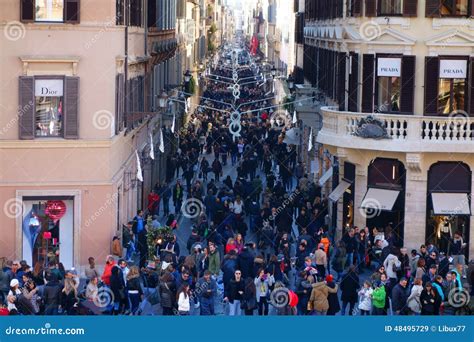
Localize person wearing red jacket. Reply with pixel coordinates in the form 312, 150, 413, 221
101, 255, 116, 286
147, 190, 160, 216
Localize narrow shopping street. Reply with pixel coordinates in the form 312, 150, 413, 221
1, 0, 473, 324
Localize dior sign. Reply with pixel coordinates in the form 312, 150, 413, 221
439, 60, 467, 79
34, 79, 64, 96
377, 58, 401, 77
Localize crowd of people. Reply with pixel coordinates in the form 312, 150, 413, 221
1, 45, 473, 316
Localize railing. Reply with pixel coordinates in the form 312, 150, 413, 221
125, 112, 154, 130
318, 107, 474, 152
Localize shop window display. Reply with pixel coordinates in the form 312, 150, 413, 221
22, 200, 68, 268
35, 79, 64, 137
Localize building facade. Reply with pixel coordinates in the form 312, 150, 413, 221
304, 0, 474, 258
0, 0, 188, 271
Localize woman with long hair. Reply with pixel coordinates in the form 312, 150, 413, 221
126, 266, 143, 315
61, 278, 78, 315
177, 284, 191, 315
420, 282, 441, 315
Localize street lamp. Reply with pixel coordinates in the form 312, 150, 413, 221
158, 89, 169, 109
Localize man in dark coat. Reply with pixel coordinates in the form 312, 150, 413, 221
340, 266, 359, 315
238, 244, 257, 279
391, 277, 410, 315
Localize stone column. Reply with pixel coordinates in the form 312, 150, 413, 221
353, 165, 368, 229
404, 154, 427, 251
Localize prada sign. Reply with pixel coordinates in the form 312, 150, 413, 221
377, 58, 401, 77
35, 79, 64, 97
439, 59, 467, 79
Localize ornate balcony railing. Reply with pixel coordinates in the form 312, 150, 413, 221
317, 107, 474, 153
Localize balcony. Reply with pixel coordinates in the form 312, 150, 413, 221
317, 107, 474, 153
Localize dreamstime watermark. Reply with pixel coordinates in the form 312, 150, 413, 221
84, 16, 120, 50
93, 287, 115, 308
0, 101, 34, 136
92, 110, 114, 130
359, 197, 382, 219
181, 198, 205, 219
448, 288, 470, 308
266, 189, 300, 225
84, 192, 119, 228
4, 21, 26, 41
359, 21, 382, 41
3, 198, 25, 219
4, 323, 85, 336
269, 109, 292, 129
269, 286, 290, 308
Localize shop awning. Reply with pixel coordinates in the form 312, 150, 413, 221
360, 188, 400, 211
318, 167, 333, 187
431, 193, 471, 215
329, 180, 351, 202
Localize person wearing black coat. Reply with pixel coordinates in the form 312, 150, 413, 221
43, 274, 62, 315
420, 282, 441, 315
391, 278, 410, 315
224, 271, 245, 316
340, 266, 360, 315
159, 273, 176, 316
221, 251, 239, 289
326, 275, 341, 316
110, 266, 125, 314
238, 245, 256, 279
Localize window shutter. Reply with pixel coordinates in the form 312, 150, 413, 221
424, 57, 439, 115
361, 54, 375, 113
65, 0, 80, 23
365, 0, 376, 16
18, 77, 35, 139
64, 77, 79, 139
20, 0, 35, 22
353, 0, 362, 16
116, 0, 125, 25
400, 56, 416, 113
348, 53, 359, 112
425, 0, 440, 17
115, 74, 125, 134
337, 53, 347, 111
403, 0, 417, 16
469, 57, 474, 116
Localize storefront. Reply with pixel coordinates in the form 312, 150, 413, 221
361, 158, 406, 247
426, 162, 471, 257
327, 162, 356, 229
16, 190, 81, 271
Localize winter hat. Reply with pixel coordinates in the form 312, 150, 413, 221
325, 275, 333, 283
10, 279, 19, 287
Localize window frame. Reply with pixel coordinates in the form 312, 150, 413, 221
440, 0, 470, 17
375, 54, 403, 114
33, 75, 66, 138
377, 0, 404, 16
34, 0, 65, 23
436, 56, 469, 115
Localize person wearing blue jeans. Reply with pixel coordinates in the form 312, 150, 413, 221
225, 270, 244, 316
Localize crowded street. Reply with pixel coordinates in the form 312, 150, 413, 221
2, 40, 473, 317
1, 0, 474, 324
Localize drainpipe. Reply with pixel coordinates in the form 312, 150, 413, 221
124, 1, 129, 128
144, 0, 148, 55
